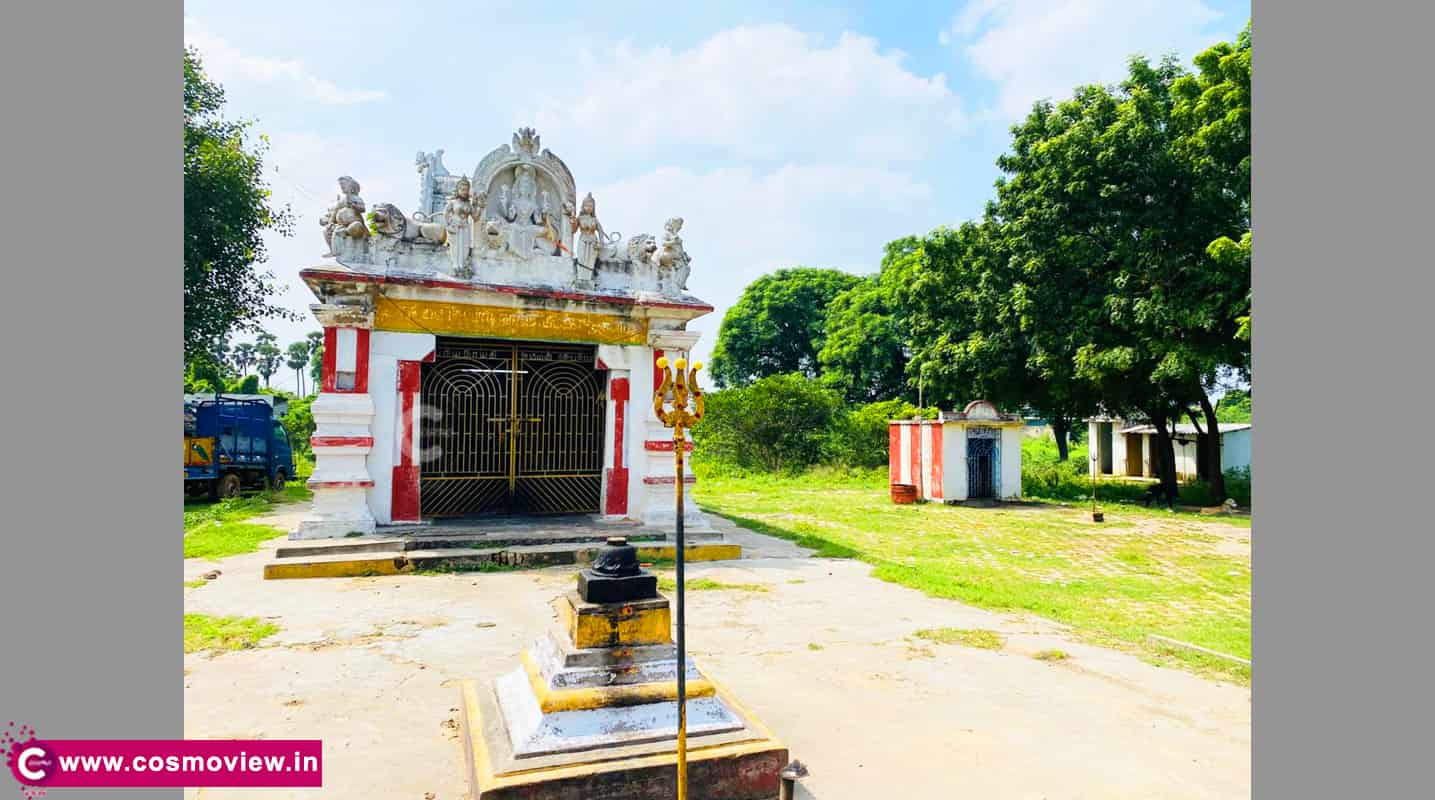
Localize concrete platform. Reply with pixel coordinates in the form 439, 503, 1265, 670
264, 516, 741, 579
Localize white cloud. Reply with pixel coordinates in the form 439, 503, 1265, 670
588, 163, 938, 363
944, 0, 1228, 121
184, 18, 389, 106
527, 24, 966, 166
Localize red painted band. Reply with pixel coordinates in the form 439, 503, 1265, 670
351, 328, 370, 393
306, 479, 375, 489
309, 436, 374, 448
644, 440, 694, 452
321, 327, 338, 393
888, 423, 901, 484
604, 467, 630, 516
930, 423, 945, 501
642, 475, 697, 485
391, 465, 420, 523
909, 424, 921, 496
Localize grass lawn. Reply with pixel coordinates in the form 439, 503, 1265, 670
183, 485, 308, 560
695, 468, 1251, 683
183, 613, 279, 654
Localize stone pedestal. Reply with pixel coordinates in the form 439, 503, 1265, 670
458, 550, 785, 800
295, 391, 376, 539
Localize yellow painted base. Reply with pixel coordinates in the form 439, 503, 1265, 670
635, 543, 743, 563
519, 650, 715, 713
560, 592, 672, 649
263, 558, 411, 580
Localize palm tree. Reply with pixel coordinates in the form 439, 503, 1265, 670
231, 342, 256, 377
254, 332, 281, 389
286, 341, 311, 396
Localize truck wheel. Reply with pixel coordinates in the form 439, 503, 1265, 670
271, 470, 287, 492
218, 473, 242, 499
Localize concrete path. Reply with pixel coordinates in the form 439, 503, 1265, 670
183, 514, 1249, 799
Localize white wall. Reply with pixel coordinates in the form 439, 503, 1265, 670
942, 423, 967, 502
1222, 428, 1252, 472
1000, 426, 1022, 500
364, 331, 435, 525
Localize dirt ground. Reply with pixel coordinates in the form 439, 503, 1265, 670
183, 511, 1250, 799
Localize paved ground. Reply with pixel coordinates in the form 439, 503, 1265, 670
184, 510, 1250, 799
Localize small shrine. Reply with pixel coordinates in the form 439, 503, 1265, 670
458, 537, 787, 799
297, 128, 715, 538
889, 400, 1025, 503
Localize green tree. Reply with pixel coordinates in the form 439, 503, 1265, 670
184, 47, 293, 368
254, 332, 282, 388
1214, 388, 1252, 423
897, 222, 1095, 460
229, 374, 261, 394
280, 395, 316, 460
709, 268, 864, 387
817, 239, 920, 404
230, 342, 256, 376
692, 374, 844, 472
286, 341, 312, 397
309, 343, 325, 392
987, 48, 1248, 500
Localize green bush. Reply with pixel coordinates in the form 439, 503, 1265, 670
280, 395, 315, 459
695, 380, 940, 473
694, 374, 844, 472
827, 398, 926, 469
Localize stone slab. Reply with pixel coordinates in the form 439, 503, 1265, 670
463, 678, 787, 800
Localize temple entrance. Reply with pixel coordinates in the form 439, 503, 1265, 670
966, 428, 1001, 500
419, 338, 606, 517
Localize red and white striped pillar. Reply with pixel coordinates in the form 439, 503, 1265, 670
296, 303, 378, 539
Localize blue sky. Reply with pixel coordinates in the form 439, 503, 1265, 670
184, 0, 1248, 393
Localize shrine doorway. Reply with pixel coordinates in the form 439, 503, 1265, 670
418, 338, 606, 517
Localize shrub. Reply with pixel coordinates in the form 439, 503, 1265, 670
827, 398, 925, 469
694, 374, 843, 472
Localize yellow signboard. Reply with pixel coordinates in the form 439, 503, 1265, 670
375, 296, 648, 345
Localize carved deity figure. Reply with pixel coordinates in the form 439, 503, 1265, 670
536, 191, 567, 255
658, 216, 692, 290
444, 177, 475, 277
571, 192, 610, 273
498, 165, 545, 256
320, 176, 368, 257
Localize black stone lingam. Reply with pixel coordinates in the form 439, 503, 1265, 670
577, 536, 659, 603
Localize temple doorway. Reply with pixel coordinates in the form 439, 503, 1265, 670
418, 338, 607, 517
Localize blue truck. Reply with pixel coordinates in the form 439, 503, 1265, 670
184, 397, 295, 499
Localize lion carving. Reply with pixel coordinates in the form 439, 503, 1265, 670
369, 203, 447, 245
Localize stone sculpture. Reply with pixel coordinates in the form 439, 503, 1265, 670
444, 177, 476, 278
571, 192, 615, 274
658, 216, 692, 290
324, 130, 700, 296
320, 176, 368, 257
369, 203, 447, 245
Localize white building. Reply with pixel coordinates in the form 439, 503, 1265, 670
1087, 416, 1251, 480
889, 401, 1025, 503
294, 128, 713, 539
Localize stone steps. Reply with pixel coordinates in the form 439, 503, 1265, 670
273, 528, 696, 559
264, 536, 740, 580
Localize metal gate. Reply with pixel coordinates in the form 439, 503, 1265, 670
966, 427, 1002, 499
418, 338, 606, 517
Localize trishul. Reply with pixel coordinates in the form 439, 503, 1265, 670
651, 355, 703, 800
653, 356, 705, 441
